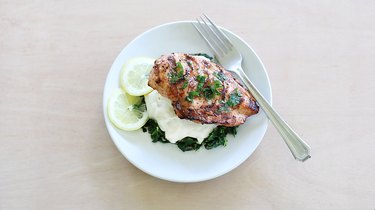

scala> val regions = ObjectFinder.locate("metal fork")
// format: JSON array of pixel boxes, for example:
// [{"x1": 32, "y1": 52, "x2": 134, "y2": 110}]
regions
[{"x1": 193, "y1": 14, "x2": 311, "y2": 162}]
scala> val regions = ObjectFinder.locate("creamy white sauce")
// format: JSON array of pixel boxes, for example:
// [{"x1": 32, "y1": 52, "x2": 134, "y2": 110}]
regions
[{"x1": 145, "y1": 90, "x2": 216, "y2": 143}]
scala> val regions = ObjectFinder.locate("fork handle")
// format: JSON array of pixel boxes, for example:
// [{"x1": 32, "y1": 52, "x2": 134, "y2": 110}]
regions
[{"x1": 235, "y1": 67, "x2": 311, "y2": 162}]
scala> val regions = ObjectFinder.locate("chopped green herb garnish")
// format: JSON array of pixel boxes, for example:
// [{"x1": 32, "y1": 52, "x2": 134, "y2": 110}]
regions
[
  {"x1": 213, "y1": 71, "x2": 227, "y2": 82},
  {"x1": 186, "y1": 91, "x2": 200, "y2": 102},
  {"x1": 181, "y1": 81, "x2": 188, "y2": 89},
  {"x1": 216, "y1": 89, "x2": 242, "y2": 113},
  {"x1": 202, "y1": 80, "x2": 223, "y2": 100},
  {"x1": 185, "y1": 74, "x2": 223, "y2": 102},
  {"x1": 218, "y1": 104, "x2": 230, "y2": 113},
  {"x1": 202, "y1": 87, "x2": 214, "y2": 100},
  {"x1": 169, "y1": 62, "x2": 184, "y2": 83},
  {"x1": 176, "y1": 61, "x2": 183, "y2": 72},
  {"x1": 196, "y1": 75, "x2": 206, "y2": 91},
  {"x1": 212, "y1": 80, "x2": 223, "y2": 90},
  {"x1": 226, "y1": 88, "x2": 242, "y2": 107}
]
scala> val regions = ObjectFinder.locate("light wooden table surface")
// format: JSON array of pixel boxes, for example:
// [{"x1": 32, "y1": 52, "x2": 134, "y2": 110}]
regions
[{"x1": 1, "y1": 0, "x2": 374, "y2": 209}]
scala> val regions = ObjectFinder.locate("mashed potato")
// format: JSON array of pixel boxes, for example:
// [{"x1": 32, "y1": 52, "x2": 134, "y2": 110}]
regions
[{"x1": 145, "y1": 90, "x2": 216, "y2": 143}]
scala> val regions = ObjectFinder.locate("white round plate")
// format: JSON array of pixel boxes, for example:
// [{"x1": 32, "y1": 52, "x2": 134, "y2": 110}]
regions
[{"x1": 103, "y1": 21, "x2": 272, "y2": 183}]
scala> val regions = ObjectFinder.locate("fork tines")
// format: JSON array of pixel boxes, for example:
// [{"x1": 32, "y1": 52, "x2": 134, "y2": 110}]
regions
[{"x1": 193, "y1": 14, "x2": 233, "y2": 58}]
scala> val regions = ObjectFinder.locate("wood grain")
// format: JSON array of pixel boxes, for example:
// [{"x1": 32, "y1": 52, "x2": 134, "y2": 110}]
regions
[{"x1": 1, "y1": 0, "x2": 374, "y2": 209}]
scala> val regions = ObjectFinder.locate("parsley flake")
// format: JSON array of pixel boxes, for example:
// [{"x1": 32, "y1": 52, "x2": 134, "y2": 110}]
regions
[{"x1": 169, "y1": 62, "x2": 184, "y2": 84}]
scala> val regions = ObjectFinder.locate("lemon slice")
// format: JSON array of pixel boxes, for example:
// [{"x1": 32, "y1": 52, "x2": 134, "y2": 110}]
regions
[
  {"x1": 107, "y1": 89, "x2": 148, "y2": 131},
  {"x1": 120, "y1": 57, "x2": 155, "y2": 96}
]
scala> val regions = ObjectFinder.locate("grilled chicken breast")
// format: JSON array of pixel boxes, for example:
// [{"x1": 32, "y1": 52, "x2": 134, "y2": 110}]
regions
[{"x1": 148, "y1": 53, "x2": 259, "y2": 126}]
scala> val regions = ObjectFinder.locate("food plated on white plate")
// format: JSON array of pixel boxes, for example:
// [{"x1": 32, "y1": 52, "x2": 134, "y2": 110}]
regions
[
  {"x1": 107, "y1": 52, "x2": 259, "y2": 152},
  {"x1": 103, "y1": 21, "x2": 271, "y2": 182}
]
